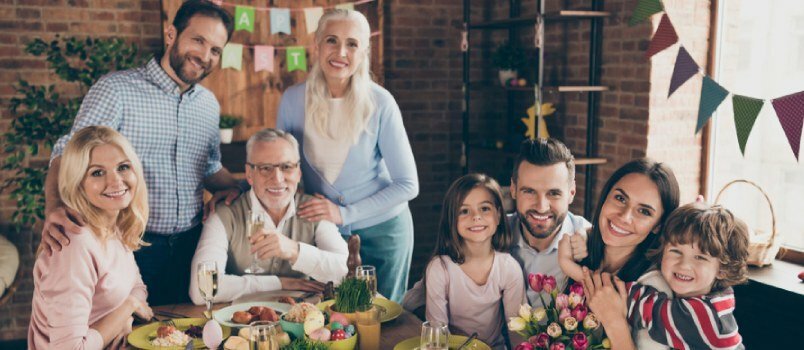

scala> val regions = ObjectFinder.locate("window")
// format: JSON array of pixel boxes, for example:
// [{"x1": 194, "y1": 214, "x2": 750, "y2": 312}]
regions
[{"x1": 707, "y1": 0, "x2": 804, "y2": 253}]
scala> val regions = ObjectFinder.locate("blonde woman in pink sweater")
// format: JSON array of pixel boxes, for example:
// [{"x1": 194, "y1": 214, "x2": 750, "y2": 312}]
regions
[{"x1": 29, "y1": 126, "x2": 153, "y2": 349}]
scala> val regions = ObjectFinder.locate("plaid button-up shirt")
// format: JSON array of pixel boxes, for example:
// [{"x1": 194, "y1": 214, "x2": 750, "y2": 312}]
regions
[{"x1": 52, "y1": 58, "x2": 223, "y2": 234}]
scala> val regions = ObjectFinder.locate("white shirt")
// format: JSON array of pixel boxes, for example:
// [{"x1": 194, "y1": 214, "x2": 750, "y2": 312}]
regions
[
  {"x1": 188, "y1": 191, "x2": 348, "y2": 305},
  {"x1": 304, "y1": 98, "x2": 352, "y2": 184},
  {"x1": 508, "y1": 211, "x2": 591, "y2": 306}
]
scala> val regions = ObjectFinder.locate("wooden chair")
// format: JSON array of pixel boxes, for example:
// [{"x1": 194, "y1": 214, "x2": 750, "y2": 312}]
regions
[{"x1": 0, "y1": 267, "x2": 24, "y2": 307}]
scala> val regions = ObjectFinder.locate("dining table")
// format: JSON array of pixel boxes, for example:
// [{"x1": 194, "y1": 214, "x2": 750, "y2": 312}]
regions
[{"x1": 132, "y1": 294, "x2": 425, "y2": 349}]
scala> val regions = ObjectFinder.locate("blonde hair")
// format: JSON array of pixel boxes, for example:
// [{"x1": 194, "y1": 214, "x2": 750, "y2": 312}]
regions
[
  {"x1": 306, "y1": 8, "x2": 375, "y2": 143},
  {"x1": 59, "y1": 126, "x2": 149, "y2": 250}
]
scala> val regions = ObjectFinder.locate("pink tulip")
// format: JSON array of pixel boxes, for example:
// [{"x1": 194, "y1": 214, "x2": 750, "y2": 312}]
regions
[
  {"x1": 550, "y1": 343, "x2": 566, "y2": 350},
  {"x1": 569, "y1": 282, "x2": 584, "y2": 297},
  {"x1": 528, "y1": 273, "x2": 545, "y2": 293},
  {"x1": 572, "y1": 333, "x2": 589, "y2": 350},
  {"x1": 515, "y1": 342, "x2": 535, "y2": 350},
  {"x1": 558, "y1": 308, "x2": 572, "y2": 323},
  {"x1": 572, "y1": 304, "x2": 588, "y2": 322},
  {"x1": 555, "y1": 294, "x2": 569, "y2": 310},
  {"x1": 543, "y1": 276, "x2": 557, "y2": 293},
  {"x1": 529, "y1": 333, "x2": 551, "y2": 348}
]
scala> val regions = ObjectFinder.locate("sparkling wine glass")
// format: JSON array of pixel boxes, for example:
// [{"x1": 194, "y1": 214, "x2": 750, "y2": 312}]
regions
[
  {"x1": 420, "y1": 320, "x2": 450, "y2": 350},
  {"x1": 249, "y1": 320, "x2": 279, "y2": 350},
  {"x1": 196, "y1": 260, "x2": 218, "y2": 319},
  {"x1": 245, "y1": 211, "x2": 266, "y2": 274},
  {"x1": 356, "y1": 265, "x2": 377, "y2": 299}
]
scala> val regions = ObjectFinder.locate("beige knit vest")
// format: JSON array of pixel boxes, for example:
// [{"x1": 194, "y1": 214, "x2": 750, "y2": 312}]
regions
[{"x1": 216, "y1": 191, "x2": 319, "y2": 278}]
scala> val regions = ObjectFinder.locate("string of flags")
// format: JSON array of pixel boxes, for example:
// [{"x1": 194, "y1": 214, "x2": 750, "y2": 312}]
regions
[
  {"x1": 632, "y1": 0, "x2": 804, "y2": 161},
  {"x1": 212, "y1": 0, "x2": 378, "y2": 73}
]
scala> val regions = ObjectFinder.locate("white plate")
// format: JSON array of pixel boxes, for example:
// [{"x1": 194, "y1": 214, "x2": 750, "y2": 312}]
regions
[{"x1": 212, "y1": 301, "x2": 292, "y2": 328}]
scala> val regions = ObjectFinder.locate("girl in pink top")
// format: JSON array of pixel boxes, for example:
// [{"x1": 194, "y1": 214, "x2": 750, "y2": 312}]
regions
[
  {"x1": 425, "y1": 174, "x2": 526, "y2": 349},
  {"x1": 29, "y1": 126, "x2": 153, "y2": 349}
]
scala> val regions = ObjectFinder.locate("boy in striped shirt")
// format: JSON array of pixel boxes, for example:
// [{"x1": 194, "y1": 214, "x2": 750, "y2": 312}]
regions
[{"x1": 624, "y1": 202, "x2": 749, "y2": 350}]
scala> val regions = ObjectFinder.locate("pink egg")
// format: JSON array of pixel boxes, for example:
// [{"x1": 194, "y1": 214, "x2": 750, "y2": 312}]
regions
[
  {"x1": 308, "y1": 327, "x2": 331, "y2": 341},
  {"x1": 329, "y1": 312, "x2": 350, "y2": 326}
]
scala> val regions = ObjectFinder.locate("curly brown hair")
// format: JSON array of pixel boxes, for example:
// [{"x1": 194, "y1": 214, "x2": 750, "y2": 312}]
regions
[{"x1": 649, "y1": 202, "x2": 750, "y2": 291}]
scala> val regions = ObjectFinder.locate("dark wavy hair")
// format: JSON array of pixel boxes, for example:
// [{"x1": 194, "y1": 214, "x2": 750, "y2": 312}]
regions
[
  {"x1": 173, "y1": 0, "x2": 234, "y2": 40},
  {"x1": 580, "y1": 158, "x2": 680, "y2": 282},
  {"x1": 431, "y1": 173, "x2": 513, "y2": 264}
]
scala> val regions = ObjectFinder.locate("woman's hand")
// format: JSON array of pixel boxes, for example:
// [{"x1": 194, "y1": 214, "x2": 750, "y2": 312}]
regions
[
  {"x1": 132, "y1": 298, "x2": 154, "y2": 321},
  {"x1": 582, "y1": 267, "x2": 636, "y2": 350},
  {"x1": 298, "y1": 194, "x2": 343, "y2": 225}
]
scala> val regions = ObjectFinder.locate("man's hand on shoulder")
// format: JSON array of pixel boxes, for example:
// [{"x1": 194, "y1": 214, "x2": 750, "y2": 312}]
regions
[
  {"x1": 39, "y1": 203, "x2": 85, "y2": 256},
  {"x1": 203, "y1": 187, "x2": 242, "y2": 221}
]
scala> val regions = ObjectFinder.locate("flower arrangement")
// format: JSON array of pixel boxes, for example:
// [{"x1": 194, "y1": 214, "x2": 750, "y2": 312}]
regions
[{"x1": 508, "y1": 273, "x2": 610, "y2": 350}]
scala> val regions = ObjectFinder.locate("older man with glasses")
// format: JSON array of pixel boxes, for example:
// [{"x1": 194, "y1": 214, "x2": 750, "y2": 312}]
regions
[{"x1": 188, "y1": 129, "x2": 348, "y2": 305}]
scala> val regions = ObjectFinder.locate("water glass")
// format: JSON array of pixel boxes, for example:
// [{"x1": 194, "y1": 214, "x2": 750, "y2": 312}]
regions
[
  {"x1": 420, "y1": 320, "x2": 450, "y2": 350},
  {"x1": 245, "y1": 211, "x2": 266, "y2": 274},
  {"x1": 249, "y1": 320, "x2": 279, "y2": 350}
]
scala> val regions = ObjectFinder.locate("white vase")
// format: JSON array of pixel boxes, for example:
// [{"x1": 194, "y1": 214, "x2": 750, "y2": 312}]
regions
[
  {"x1": 498, "y1": 69, "x2": 518, "y2": 86},
  {"x1": 220, "y1": 129, "x2": 233, "y2": 144}
]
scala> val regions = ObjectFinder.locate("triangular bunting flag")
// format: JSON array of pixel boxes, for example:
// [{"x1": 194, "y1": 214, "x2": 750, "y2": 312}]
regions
[
  {"x1": 732, "y1": 95, "x2": 764, "y2": 155},
  {"x1": 335, "y1": 3, "x2": 355, "y2": 11},
  {"x1": 271, "y1": 8, "x2": 291, "y2": 35},
  {"x1": 629, "y1": 0, "x2": 663, "y2": 26},
  {"x1": 221, "y1": 43, "x2": 243, "y2": 71},
  {"x1": 696, "y1": 76, "x2": 729, "y2": 133},
  {"x1": 286, "y1": 46, "x2": 307, "y2": 72},
  {"x1": 234, "y1": 6, "x2": 255, "y2": 33},
  {"x1": 254, "y1": 45, "x2": 274, "y2": 73},
  {"x1": 645, "y1": 14, "x2": 678, "y2": 59},
  {"x1": 771, "y1": 90, "x2": 804, "y2": 160},
  {"x1": 304, "y1": 7, "x2": 324, "y2": 34},
  {"x1": 669, "y1": 46, "x2": 699, "y2": 97}
]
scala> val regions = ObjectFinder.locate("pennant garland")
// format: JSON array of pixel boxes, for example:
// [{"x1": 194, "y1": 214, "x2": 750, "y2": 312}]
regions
[
  {"x1": 270, "y1": 8, "x2": 291, "y2": 35},
  {"x1": 304, "y1": 7, "x2": 324, "y2": 34},
  {"x1": 645, "y1": 14, "x2": 678, "y2": 59},
  {"x1": 696, "y1": 76, "x2": 729, "y2": 133},
  {"x1": 286, "y1": 47, "x2": 308, "y2": 72},
  {"x1": 668, "y1": 46, "x2": 698, "y2": 97},
  {"x1": 234, "y1": 6, "x2": 255, "y2": 33},
  {"x1": 254, "y1": 45, "x2": 275, "y2": 73},
  {"x1": 771, "y1": 91, "x2": 804, "y2": 160},
  {"x1": 221, "y1": 43, "x2": 243, "y2": 71},
  {"x1": 631, "y1": 0, "x2": 804, "y2": 160},
  {"x1": 335, "y1": 3, "x2": 355, "y2": 11},
  {"x1": 731, "y1": 95, "x2": 764, "y2": 155}
]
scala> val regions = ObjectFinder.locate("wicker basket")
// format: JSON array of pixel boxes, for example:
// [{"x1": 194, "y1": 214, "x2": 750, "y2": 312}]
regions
[{"x1": 715, "y1": 179, "x2": 779, "y2": 267}]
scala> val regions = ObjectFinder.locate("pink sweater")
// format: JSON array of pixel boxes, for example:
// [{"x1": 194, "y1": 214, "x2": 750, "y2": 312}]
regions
[{"x1": 28, "y1": 229, "x2": 147, "y2": 350}]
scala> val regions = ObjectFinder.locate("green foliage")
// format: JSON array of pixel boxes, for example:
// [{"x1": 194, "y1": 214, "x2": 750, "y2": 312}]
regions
[
  {"x1": 219, "y1": 114, "x2": 242, "y2": 129},
  {"x1": 332, "y1": 277, "x2": 373, "y2": 313},
  {"x1": 492, "y1": 42, "x2": 527, "y2": 71},
  {"x1": 280, "y1": 337, "x2": 328, "y2": 350},
  {"x1": 1, "y1": 36, "x2": 148, "y2": 231}
]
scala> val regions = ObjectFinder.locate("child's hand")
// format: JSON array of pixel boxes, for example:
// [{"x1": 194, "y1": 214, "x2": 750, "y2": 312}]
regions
[
  {"x1": 558, "y1": 235, "x2": 584, "y2": 281},
  {"x1": 569, "y1": 229, "x2": 587, "y2": 261}
]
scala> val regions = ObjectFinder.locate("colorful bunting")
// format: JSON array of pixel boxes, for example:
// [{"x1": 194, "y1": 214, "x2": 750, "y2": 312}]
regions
[
  {"x1": 286, "y1": 46, "x2": 307, "y2": 72},
  {"x1": 234, "y1": 6, "x2": 255, "y2": 33},
  {"x1": 304, "y1": 7, "x2": 324, "y2": 34},
  {"x1": 271, "y1": 8, "x2": 291, "y2": 35},
  {"x1": 696, "y1": 76, "x2": 729, "y2": 133},
  {"x1": 645, "y1": 14, "x2": 678, "y2": 59},
  {"x1": 211, "y1": 0, "x2": 222, "y2": 6},
  {"x1": 732, "y1": 95, "x2": 764, "y2": 155},
  {"x1": 221, "y1": 43, "x2": 243, "y2": 71},
  {"x1": 335, "y1": 3, "x2": 355, "y2": 11},
  {"x1": 254, "y1": 45, "x2": 274, "y2": 73},
  {"x1": 771, "y1": 91, "x2": 804, "y2": 160},
  {"x1": 668, "y1": 46, "x2": 698, "y2": 97},
  {"x1": 629, "y1": 0, "x2": 663, "y2": 26}
]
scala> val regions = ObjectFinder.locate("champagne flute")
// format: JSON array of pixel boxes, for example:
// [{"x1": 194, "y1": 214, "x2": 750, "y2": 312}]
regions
[
  {"x1": 249, "y1": 320, "x2": 279, "y2": 350},
  {"x1": 420, "y1": 320, "x2": 450, "y2": 350},
  {"x1": 245, "y1": 211, "x2": 266, "y2": 274},
  {"x1": 197, "y1": 260, "x2": 218, "y2": 319},
  {"x1": 356, "y1": 265, "x2": 377, "y2": 299}
]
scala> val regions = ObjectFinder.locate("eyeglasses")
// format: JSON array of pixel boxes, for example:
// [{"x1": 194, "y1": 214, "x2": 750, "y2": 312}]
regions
[{"x1": 247, "y1": 162, "x2": 300, "y2": 176}]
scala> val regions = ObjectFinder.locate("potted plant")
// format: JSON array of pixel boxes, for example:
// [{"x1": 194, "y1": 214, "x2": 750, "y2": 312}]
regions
[
  {"x1": 329, "y1": 277, "x2": 373, "y2": 324},
  {"x1": 492, "y1": 42, "x2": 527, "y2": 85},
  {"x1": 218, "y1": 114, "x2": 242, "y2": 144}
]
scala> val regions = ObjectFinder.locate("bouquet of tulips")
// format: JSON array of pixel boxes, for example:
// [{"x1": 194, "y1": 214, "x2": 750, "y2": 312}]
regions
[{"x1": 508, "y1": 273, "x2": 610, "y2": 350}]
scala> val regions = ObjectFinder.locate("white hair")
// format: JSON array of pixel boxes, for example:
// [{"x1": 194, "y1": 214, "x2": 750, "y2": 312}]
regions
[
  {"x1": 306, "y1": 9, "x2": 375, "y2": 143},
  {"x1": 246, "y1": 128, "x2": 300, "y2": 162}
]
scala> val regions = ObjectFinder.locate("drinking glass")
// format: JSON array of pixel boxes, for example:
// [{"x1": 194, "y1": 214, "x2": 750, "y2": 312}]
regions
[
  {"x1": 420, "y1": 320, "x2": 450, "y2": 350},
  {"x1": 245, "y1": 211, "x2": 266, "y2": 274},
  {"x1": 356, "y1": 305, "x2": 381, "y2": 350},
  {"x1": 196, "y1": 260, "x2": 218, "y2": 319},
  {"x1": 355, "y1": 265, "x2": 377, "y2": 298},
  {"x1": 248, "y1": 320, "x2": 279, "y2": 350}
]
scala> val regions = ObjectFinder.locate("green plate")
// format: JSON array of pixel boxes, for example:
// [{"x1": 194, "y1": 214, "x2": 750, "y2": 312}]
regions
[
  {"x1": 393, "y1": 335, "x2": 490, "y2": 350},
  {"x1": 127, "y1": 318, "x2": 231, "y2": 349},
  {"x1": 316, "y1": 299, "x2": 403, "y2": 323}
]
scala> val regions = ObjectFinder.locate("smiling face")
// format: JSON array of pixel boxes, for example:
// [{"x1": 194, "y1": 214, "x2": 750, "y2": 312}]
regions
[
  {"x1": 316, "y1": 19, "x2": 367, "y2": 89},
  {"x1": 81, "y1": 144, "x2": 137, "y2": 222},
  {"x1": 456, "y1": 187, "x2": 500, "y2": 245},
  {"x1": 510, "y1": 161, "x2": 575, "y2": 242},
  {"x1": 165, "y1": 15, "x2": 228, "y2": 88},
  {"x1": 598, "y1": 173, "x2": 664, "y2": 251},
  {"x1": 660, "y1": 242, "x2": 721, "y2": 297},
  {"x1": 245, "y1": 139, "x2": 301, "y2": 220}
]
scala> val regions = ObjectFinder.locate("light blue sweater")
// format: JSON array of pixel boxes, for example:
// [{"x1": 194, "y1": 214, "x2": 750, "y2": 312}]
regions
[{"x1": 277, "y1": 82, "x2": 419, "y2": 234}]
